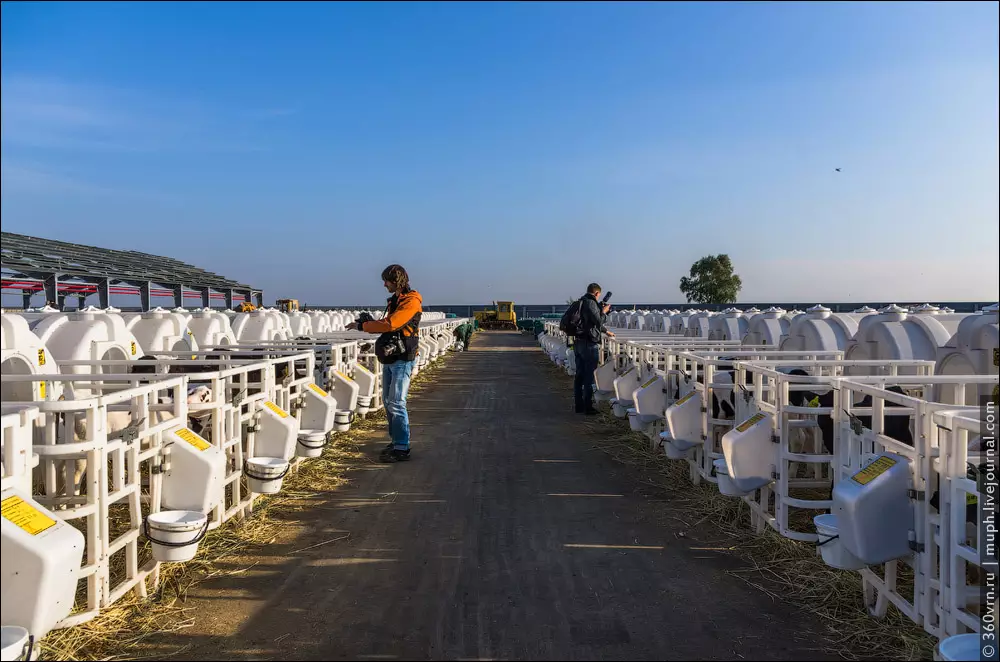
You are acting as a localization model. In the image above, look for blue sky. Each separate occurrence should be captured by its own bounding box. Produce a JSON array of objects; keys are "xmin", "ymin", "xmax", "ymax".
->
[{"xmin": 2, "ymin": 1, "xmax": 997, "ymax": 306}]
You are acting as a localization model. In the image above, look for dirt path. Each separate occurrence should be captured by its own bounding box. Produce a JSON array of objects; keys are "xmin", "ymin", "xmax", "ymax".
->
[{"xmin": 137, "ymin": 331, "xmax": 843, "ymax": 661}]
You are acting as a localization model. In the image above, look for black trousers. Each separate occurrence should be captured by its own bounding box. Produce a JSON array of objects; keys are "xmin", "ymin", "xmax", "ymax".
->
[{"xmin": 573, "ymin": 341, "xmax": 600, "ymax": 410}]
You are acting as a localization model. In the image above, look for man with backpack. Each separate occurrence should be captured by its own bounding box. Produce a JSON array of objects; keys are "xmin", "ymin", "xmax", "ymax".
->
[{"xmin": 560, "ymin": 283, "xmax": 615, "ymax": 414}]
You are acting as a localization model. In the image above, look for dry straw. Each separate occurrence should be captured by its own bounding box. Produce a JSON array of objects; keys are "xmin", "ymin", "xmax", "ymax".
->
[{"xmin": 544, "ymin": 359, "xmax": 936, "ymax": 661}]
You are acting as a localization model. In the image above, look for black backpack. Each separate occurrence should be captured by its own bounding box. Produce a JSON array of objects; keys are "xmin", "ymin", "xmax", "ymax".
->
[
  {"xmin": 375, "ymin": 294, "xmax": 421, "ymax": 365},
  {"xmin": 559, "ymin": 298, "xmax": 584, "ymax": 336}
]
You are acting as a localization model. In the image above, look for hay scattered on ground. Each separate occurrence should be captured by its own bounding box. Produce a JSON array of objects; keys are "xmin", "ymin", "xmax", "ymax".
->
[
  {"xmin": 543, "ymin": 361, "xmax": 936, "ymax": 662},
  {"xmin": 40, "ymin": 353, "xmax": 454, "ymax": 661},
  {"xmin": 45, "ymin": 350, "xmax": 934, "ymax": 660}
]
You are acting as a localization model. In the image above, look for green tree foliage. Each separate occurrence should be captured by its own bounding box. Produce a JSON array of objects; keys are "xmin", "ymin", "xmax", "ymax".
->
[{"xmin": 679, "ymin": 254, "xmax": 742, "ymax": 304}]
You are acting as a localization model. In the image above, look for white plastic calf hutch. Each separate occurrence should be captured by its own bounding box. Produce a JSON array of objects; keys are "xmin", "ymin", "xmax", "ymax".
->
[
  {"xmin": 779, "ymin": 304, "xmax": 872, "ymax": 354},
  {"xmin": 1, "ymin": 313, "xmax": 62, "ymax": 404},
  {"xmin": 708, "ymin": 308, "xmax": 750, "ymax": 341},
  {"xmin": 845, "ymin": 304, "xmax": 970, "ymax": 377},
  {"xmin": 187, "ymin": 309, "xmax": 238, "ymax": 347},
  {"xmin": 742, "ymin": 307, "xmax": 790, "ymax": 347},
  {"xmin": 125, "ymin": 308, "xmax": 199, "ymax": 355},
  {"xmin": 935, "ymin": 303, "xmax": 998, "ymax": 405}
]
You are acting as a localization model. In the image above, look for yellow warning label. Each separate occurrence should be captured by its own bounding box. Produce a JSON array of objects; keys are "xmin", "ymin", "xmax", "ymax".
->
[
  {"xmin": 967, "ymin": 492, "xmax": 978, "ymax": 506},
  {"xmin": 2, "ymin": 495, "xmax": 56, "ymax": 536},
  {"xmin": 39, "ymin": 382, "xmax": 47, "ymax": 400},
  {"xmin": 736, "ymin": 412, "xmax": 766, "ymax": 433},
  {"xmin": 356, "ymin": 364, "xmax": 371, "ymax": 375},
  {"xmin": 676, "ymin": 391, "xmax": 696, "ymax": 406},
  {"xmin": 641, "ymin": 376, "xmax": 658, "ymax": 389},
  {"xmin": 37, "ymin": 349, "xmax": 46, "ymax": 366},
  {"xmin": 131, "ymin": 341, "xmax": 137, "ymax": 356},
  {"xmin": 175, "ymin": 427, "xmax": 211, "ymax": 451},
  {"xmin": 621, "ymin": 366, "xmax": 635, "ymax": 377},
  {"xmin": 308, "ymin": 383, "xmax": 329, "ymax": 398},
  {"xmin": 851, "ymin": 456, "xmax": 897, "ymax": 486},
  {"xmin": 336, "ymin": 371, "xmax": 354, "ymax": 382},
  {"xmin": 265, "ymin": 401, "xmax": 289, "ymax": 418},
  {"xmin": 807, "ymin": 396, "xmax": 820, "ymax": 408}
]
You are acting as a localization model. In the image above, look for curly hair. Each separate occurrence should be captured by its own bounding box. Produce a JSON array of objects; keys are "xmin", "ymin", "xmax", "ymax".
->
[{"xmin": 381, "ymin": 264, "xmax": 411, "ymax": 293}]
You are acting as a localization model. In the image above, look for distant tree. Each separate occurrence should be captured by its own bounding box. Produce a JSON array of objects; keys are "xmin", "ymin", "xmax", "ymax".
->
[{"xmin": 679, "ymin": 254, "xmax": 742, "ymax": 304}]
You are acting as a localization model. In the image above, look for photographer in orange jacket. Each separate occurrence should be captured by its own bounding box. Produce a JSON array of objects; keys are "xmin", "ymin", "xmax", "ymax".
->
[{"xmin": 348, "ymin": 264, "xmax": 423, "ymax": 463}]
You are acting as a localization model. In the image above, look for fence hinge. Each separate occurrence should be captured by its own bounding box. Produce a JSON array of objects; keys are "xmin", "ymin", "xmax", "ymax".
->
[
  {"xmin": 844, "ymin": 410, "xmax": 864, "ymax": 435},
  {"xmin": 909, "ymin": 539, "xmax": 925, "ymax": 553},
  {"xmin": 109, "ymin": 418, "xmax": 145, "ymax": 443},
  {"xmin": 908, "ymin": 489, "xmax": 925, "ymax": 501}
]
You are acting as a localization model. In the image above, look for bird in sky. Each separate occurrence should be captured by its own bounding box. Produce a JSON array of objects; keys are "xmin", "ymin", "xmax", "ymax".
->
[{"xmin": 835, "ymin": 168, "xmax": 842, "ymax": 172}]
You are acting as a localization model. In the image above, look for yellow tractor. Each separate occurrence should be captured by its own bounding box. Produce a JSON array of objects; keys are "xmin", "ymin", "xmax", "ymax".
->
[
  {"xmin": 276, "ymin": 298, "xmax": 300, "ymax": 313},
  {"xmin": 473, "ymin": 300, "xmax": 518, "ymax": 330},
  {"xmin": 238, "ymin": 302, "xmax": 257, "ymax": 313}
]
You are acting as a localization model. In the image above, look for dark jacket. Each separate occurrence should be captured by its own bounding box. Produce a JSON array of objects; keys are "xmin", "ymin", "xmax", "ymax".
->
[{"xmin": 575, "ymin": 292, "xmax": 609, "ymax": 344}]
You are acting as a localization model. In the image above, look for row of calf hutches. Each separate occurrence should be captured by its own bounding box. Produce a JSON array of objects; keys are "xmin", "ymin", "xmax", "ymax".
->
[{"xmin": 2, "ymin": 303, "xmax": 468, "ymax": 657}]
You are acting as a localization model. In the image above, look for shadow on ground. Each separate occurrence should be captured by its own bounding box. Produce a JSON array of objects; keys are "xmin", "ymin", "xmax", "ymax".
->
[{"xmin": 125, "ymin": 332, "xmax": 859, "ymax": 662}]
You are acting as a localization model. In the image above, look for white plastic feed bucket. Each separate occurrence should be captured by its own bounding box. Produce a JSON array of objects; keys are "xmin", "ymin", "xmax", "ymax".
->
[
  {"xmin": 334, "ymin": 410, "xmax": 354, "ymax": 432},
  {"xmin": 933, "ymin": 633, "xmax": 980, "ymax": 661},
  {"xmin": 813, "ymin": 514, "xmax": 866, "ymax": 570},
  {"xmin": 1, "ymin": 627, "xmax": 31, "ymax": 662},
  {"xmin": 713, "ymin": 459, "xmax": 749, "ymax": 497},
  {"xmin": 245, "ymin": 457, "xmax": 290, "ymax": 494},
  {"xmin": 627, "ymin": 409, "xmax": 646, "ymax": 432},
  {"xmin": 145, "ymin": 510, "xmax": 209, "ymax": 563},
  {"xmin": 357, "ymin": 396, "xmax": 372, "ymax": 415},
  {"xmin": 612, "ymin": 402, "xmax": 628, "ymax": 418},
  {"xmin": 663, "ymin": 437, "xmax": 689, "ymax": 459},
  {"xmin": 670, "ymin": 436, "xmax": 701, "ymax": 452},
  {"xmin": 296, "ymin": 431, "xmax": 328, "ymax": 458}
]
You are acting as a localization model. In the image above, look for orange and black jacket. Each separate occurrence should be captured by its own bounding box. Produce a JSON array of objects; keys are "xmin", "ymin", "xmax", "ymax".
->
[{"xmin": 361, "ymin": 290, "xmax": 423, "ymax": 359}]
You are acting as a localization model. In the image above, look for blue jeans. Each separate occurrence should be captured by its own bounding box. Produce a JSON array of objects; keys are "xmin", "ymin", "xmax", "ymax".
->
[
  {"xmin": 573, "ymin": 341, "xmax": 600, "ymax": 411},
  {"xmin": 382, "ymin": 359, "xmax": 416, "ymax": 450}
]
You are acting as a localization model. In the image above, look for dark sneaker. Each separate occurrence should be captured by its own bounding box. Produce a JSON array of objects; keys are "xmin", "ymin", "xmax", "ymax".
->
[{"xmin": 379, "ymin": 447, "xmax": 411, "ymax": 463}]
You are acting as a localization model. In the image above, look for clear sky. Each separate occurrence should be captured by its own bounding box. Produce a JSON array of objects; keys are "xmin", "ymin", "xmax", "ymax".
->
[{"xmin": 2, "ymin": 1, "xmax": 997, "ymax": 306}]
